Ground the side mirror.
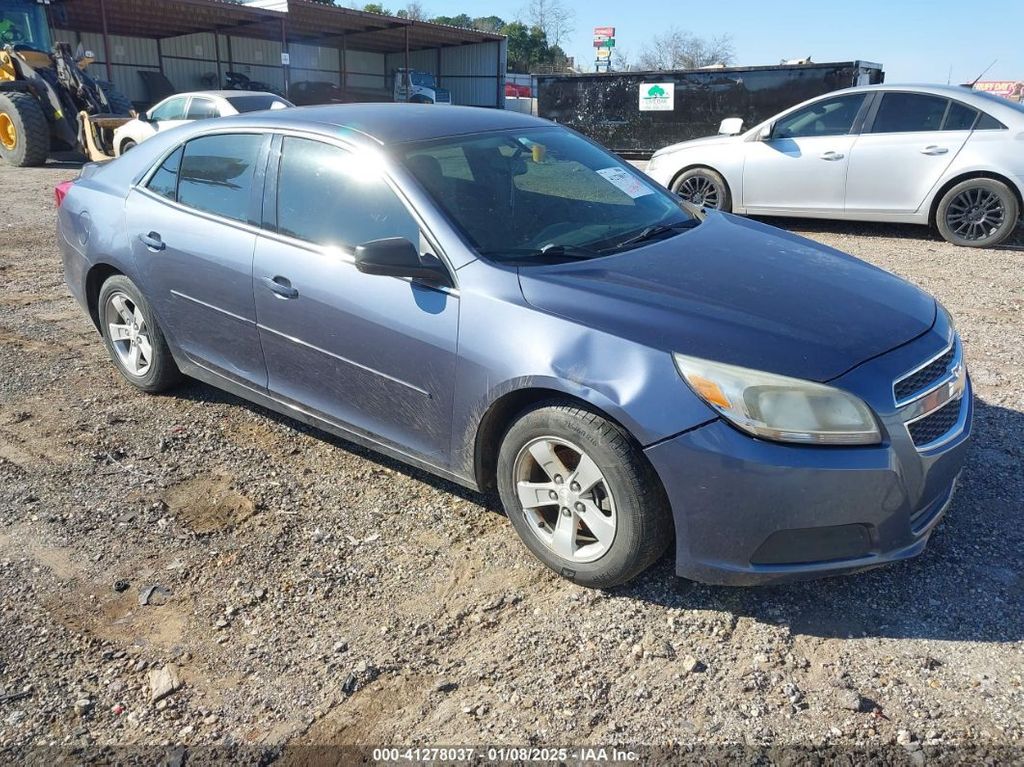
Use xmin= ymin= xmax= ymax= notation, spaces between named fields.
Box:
xmin=138 ymin=110 xmax=152 ymax=123
xmin=756 ymin=123 xmax=774 ymax=141
xmin=354 ymin=237 xmax=449 ymax=285
xmin=718 ymin=117 xmax=744 ymax=136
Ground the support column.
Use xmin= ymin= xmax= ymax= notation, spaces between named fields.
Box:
xmin=98 ymin=0 xmax=113 ymax=82
xmin=340 ymin=35 xmax=347 ymax=97
xmin=280 ymin=18 xmax=290 ymax=95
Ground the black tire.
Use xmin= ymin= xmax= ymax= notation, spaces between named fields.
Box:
xmin=935 ymin=178 xmax=1020 ymax=248
xmin=95 ymin=80 xmax=133 ymax=115
xmin=119 ymin=139 xmax=137 ymax=155
xmin=496 ymin=400 xmax=672 ymax=589
xmin=671 ymin=166 xmax=732 ymax=212
xmin=98 ymin=275 xmax=182 ymax=393
xmin=0 ymin=92 xmax=50 ymax=167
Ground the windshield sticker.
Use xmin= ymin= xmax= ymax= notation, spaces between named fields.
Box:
xmin=596 ymin=167 xmax=654 ymax=199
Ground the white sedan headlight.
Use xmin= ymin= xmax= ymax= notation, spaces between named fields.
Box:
xmin=674 ymin=353 xmax=881 ymax=445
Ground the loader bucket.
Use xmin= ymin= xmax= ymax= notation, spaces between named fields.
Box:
xmin=78 ymin=111 xmax=131 ymax=161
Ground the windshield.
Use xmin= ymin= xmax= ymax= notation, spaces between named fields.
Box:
xmin=411 ymin=72 xmax=437 ymax=88
xmin=0 ymin=1 xmax=51 ymax=48
xmin=399 ymin=127 xmax=697 ymax=262
xmin=225 ymin=95 xmax=294 ymax=112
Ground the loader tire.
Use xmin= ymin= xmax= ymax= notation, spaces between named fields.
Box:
xmin=96 ymin=81 xmax=133 ymax=115
xmin=0 ymin=92 xmax=50 ymax=167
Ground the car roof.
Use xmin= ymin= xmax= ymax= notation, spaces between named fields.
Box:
xmin=212 ymin=103 xmax=553 ymax=146
xmin=823 ymin=83 xmax=1024 ymax=121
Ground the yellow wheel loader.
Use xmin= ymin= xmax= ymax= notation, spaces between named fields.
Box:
xmin=0 ymin=0 xmax=131 ymax=166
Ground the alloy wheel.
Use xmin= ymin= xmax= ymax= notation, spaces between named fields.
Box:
xmin=676 ymin=174 xmax=722 ymax=208
xmin=103 ymin=291 xmax=153 ymax=377
xmin=512 ymin=436 xmax=617 ymax=563
xmin=944 ymin=187 xmax=1006 ymax=242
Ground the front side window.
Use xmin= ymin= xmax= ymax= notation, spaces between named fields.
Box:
xmin=176 ymin=134 xmax=263 ymax=223
xmin=871 ymin=93 xmax=948 ymax=133
xmin=773 ymin=94 xmax=866 ymax=139
xmin=149 ymin=96 xmax=187 ymax=122
xmin=186 ymin=98 xmax=219 ymax=120
xmin=399 ymin=127 xmax=695 ymax=261
xmin=275 ymin=137 xmax=419 ymax=249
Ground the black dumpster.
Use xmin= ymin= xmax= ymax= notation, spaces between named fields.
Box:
xmin=536 ymin=61 xmax=884 ymax=158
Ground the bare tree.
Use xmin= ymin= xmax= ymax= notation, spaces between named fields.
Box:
xmin=401 ymin=2 xmax=427 ymax=20
xmin=636 ymin=28 xmax=735 ymax=71
xmin=523 ymin=0 xmax=574 ymax=48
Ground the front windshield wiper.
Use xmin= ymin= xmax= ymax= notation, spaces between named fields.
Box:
xmin=609 ymin=219 xmax=701 ymax=252
xmin=477 ymin=244 xmax=601 ymax=262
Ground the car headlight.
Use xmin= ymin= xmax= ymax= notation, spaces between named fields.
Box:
xmin=673 ymin=353 xmax=881 ymax=445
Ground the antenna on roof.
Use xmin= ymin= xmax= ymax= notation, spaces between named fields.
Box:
xmin=967 ymin=59 xmax=997 ymax=88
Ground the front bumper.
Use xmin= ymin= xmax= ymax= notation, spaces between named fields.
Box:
xmin=646 ymin=321 xmax=973 ymax=586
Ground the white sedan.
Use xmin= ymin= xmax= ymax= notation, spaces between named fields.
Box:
xmin=646 ymin=84 xmax=1024 ymax=247
xmin=113 ymin=90 xmax=292 ymax=157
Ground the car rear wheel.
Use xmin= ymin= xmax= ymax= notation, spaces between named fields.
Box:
xmin=671 ymin=167 xmax=731 ymax=212
xmin=496 ymin=401 xmax=672 ymax=588
xmin=99 ymin=275 xmax=182 ymax=392
xmin=936 ymin=178 xmax=1019 ymax=248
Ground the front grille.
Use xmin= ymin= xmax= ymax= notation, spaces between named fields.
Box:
xmin=908 ymin=398 xmax=962 ymax=447
xmin=895 ymin=345 xmax=955 ymax=402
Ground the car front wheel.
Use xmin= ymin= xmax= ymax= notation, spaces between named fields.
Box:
xmin=496 ymin=401 xmax=672 ymax=588
xmin=99 ymin=275 xmax=182 ymax=392
xmin=671 ymin=167 xmax=732 ymax=212
xmin=936 ymin=178 xmax=1019 ymax=248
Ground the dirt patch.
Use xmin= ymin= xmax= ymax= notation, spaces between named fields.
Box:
xmin=161 ymin=474 xmax=256 ymax=534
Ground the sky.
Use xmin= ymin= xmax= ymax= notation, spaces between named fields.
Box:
xmin=422 ymin=0 xmax=1024 ymax=83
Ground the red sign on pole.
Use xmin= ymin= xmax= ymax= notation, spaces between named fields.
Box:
xmin=593 ymin=26 xmax=615 ymax=37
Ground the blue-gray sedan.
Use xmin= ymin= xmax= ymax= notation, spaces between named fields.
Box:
xmin=57 ymin=104 xmax=972 ymax=587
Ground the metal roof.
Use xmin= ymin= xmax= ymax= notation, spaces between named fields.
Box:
xmin=50 ymin=0 xmax=504 ymax=53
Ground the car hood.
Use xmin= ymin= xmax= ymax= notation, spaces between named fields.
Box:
xmin=516 ymin=213 xmax=936 ymax=382
xmin=654 ymin=134 xmax=742 ymax=155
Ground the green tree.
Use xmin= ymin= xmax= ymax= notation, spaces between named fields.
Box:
xmin=362 ymin=3 xmax=391 ymax=14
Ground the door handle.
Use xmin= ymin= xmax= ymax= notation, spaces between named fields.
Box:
xmin=262 ymin=275 xmax=299 ymax=299
xmin=139 ymin=231 xmax=165 ymax=251
xmin=820 ymin=151 xmax=845 ymax=161
xmin=921 ymin=145 xmax=949 ymax=155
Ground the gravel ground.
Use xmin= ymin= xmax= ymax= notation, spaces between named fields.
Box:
xmin=0 ymin=158 xmax=1022 ymax=762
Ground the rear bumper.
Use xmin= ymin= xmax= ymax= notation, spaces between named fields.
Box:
xmin=645 ymin=325 xmax=973 ymax=586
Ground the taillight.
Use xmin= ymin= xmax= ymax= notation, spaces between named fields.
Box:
xmin=54 ymin=180 xmax=74 ymax=208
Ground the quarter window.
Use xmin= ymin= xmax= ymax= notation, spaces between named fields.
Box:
xmin=870 ymin=93 xmax=948 ymax=133
xmin=975 ymin=112 xmax=1006 ymax=130
xmin=149 ymin=96 xmax=187 ymax=122
xmin=773 ymin=94 xmax=866 ymax=139
xmin=177 ymin=134 xmax=263 ymax=223
xmin=146 ymin=146 xmax=182 ymax=201
xmin=274 ymin=137 xmax=420 ymax=249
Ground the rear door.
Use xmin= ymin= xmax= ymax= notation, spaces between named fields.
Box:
xmin=845 ymin=92 xmax=972 ymax=214
xmin=125 ymin=132 xmax=270 ymax=387
xmin=252 ymin=135 xmax=459 ymax=460
xmin=742 ymin=93 xmax=869 ymax=213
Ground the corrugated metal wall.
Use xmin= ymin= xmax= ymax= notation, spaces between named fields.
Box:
xmin=50 ymin=28 xmax=506 ymax=108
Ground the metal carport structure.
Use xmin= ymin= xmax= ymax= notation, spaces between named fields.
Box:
xmin=44 ymin=0 xmax=507 ymax=107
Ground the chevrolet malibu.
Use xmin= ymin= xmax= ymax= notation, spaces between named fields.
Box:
xmin=57 ymin=105 xmax=972 ymax=588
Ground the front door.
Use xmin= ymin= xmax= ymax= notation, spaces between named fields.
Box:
xmin=253 ymin=136 xmax=459 ymax=460
xmin=845 ymin=91 xmax=971 ymax=214
xmin=125 ymin=132 xmax=270 ymax=387
xmin=742 ymin=93 xmax=868 ymax=213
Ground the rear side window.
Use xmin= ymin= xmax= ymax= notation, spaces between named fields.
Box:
xmin=274 ymin=137 xmax=419 ymax=248
xmin=146 ymin=147 xmax=182 ymax=201
xmin=942 ymin=101 xmax=978 ymax=131
xmin=177 ymin=134 xmax=263 ymax=223
xmin=871 ymin=93 xmax=948 ymax=133
xmin=186 ymin=98 xmax=219 ymax=120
